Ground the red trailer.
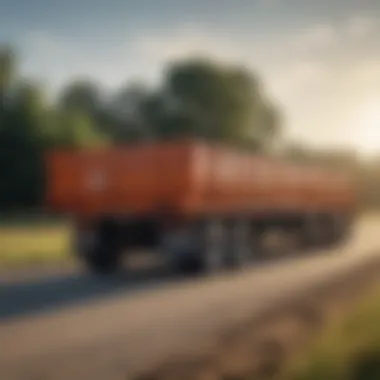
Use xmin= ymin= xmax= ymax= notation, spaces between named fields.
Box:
xmin=46 ymin=139 xmax=357 ymax=274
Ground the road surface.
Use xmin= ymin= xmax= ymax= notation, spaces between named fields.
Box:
xmin=0 ymin=217 xmax=380 ymax=380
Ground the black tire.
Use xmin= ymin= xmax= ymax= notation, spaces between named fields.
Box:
xmin=83 ymin=247 xmax=121 ymax=275
xmin=82 ymin=219 xmax=122 ymax=275
xmin=166 ymin=220 xmax=230 ymax=276
xmin=201 ymin=220 xmax=229 ymax=274
xmin=300 ymin=215 xmax=323 ymax=248
xmin=225 ymin=219 xmax=252 ymax=270
xmin=322 ymin=216 xmax=340 ymax=247
xmin=171 ymin=254 xmax=202 ymax=276
xmin=173 ymin=220 xmax=227 ymax=276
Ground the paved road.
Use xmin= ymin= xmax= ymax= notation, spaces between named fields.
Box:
xmin=0 ymin=218 xmax=380 ymax=380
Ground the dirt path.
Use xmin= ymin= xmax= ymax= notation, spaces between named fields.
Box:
xmin=0 ymin=218 xmax=379 ymax=380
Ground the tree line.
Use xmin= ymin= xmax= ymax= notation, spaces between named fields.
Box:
xmin=0 ymin=47 xmax=281 ymax=212
xmin=0 ymin=46 xmax=379 ymax=213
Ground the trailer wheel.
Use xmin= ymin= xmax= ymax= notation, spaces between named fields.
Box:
xmin=83 ymin=246 xmax=121 ymax=275
xmin=321 ymin=215 xmax=337 ymax=247
xmin=164 ymin=220 xmax=227 ymax=276
xmin=300 ymin=214 xmax=323 ymax=248
xmin=171 ymin=254 xmax=201 ymax=275
xmin=198 ymin=220 xmax=228 ymax=274
xmin=81 ymin=219 xmax=122 ymax=275
xmin=225 ymin=219 xmax=252 ymax=269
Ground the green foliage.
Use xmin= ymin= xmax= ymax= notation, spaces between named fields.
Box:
xmin=0 ymin=222 xmax=71 ymax=267
xmin=147 ymin=57 xmax=280 ymax=149
xmin=0 ymin=81 xmax=47 ymax=210
xmin=58 ymin=79 xmax=101 ymax=115
xmin=0 ymin=49 xmax=106 ymax=211
xmin=0 ymin=46 xmax=14 ymax=92
xmin=281 ymin=288 xmax=380 ymax=380
xmin=0 ymin=47 xmax=282 ymax=212
xmin=53 ymin=110 xmax=107 ymax=148
xmin=97 ymin=58 xmax=281 ymax=148
xmin=103 ymin=82 xmax=154 ymax=142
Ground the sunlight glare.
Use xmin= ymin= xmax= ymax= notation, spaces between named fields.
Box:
xmin=354 ymin=99 xmax=380 ymax=156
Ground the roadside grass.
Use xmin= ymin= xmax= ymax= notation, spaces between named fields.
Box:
xmin=281 ymin=287 xmax=380 ymax=380
xmin=0 ymin=222 xmax=72 ymax=267
xmin=361 ymin=211 xmax=380 ymax=224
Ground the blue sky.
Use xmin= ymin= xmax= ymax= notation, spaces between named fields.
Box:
xmin=2 ymin=0 xmax=380 ymax=154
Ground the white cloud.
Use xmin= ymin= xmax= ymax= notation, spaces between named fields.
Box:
xmin=283 ymin=16 xmax=377 ymax=56
xmin=288 ymin=24 xmax=336 ymax=51
xmin=132 ymin=24 xmax=334 ymax=103
xmin=349 ymin=61 xmax=380 ymax=85
xmin=20 ymin=31 xmax=91 ymax=90
xmin=135 ymin=24 xmax=242 ymax=65
xmin=19 ymin=31 xmax=155 ymax=93
xmin=343 ymin=16 xmax=376 ymax=39
xmin=275 ymin=61 xmax=327 ymax=86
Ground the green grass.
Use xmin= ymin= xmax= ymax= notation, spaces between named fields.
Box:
xmin=281 ymin=288 xmax=380 ymax=380
xmin=0 ymin=222 xmax=72 ymax=267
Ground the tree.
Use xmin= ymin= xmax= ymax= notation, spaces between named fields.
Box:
xmin=57 ymin=79 xmax=108 ymax=147
xmin=0 ymin=48 xmax=285 ymax=212
xmin=146 ymin=57 xmax=281 ymax=150
xmin=0 ymin=46 xmax=14 ymax=94
xmin=0 ymin=82 xmax=48 ymax=210
xmin=53 ymin=110 xmax=107 ymax=148
xmin=139 ymin=91 xmax=197 ymax=140
xmin=104 ymin=82 xmax=153 ymax=143
xmin=58 ymin=79 xmax=102 ymax=117
xmin=0 ymin=46 xmax=15 ymax=135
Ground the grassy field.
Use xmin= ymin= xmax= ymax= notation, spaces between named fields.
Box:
xmin=281 ymin=287 xmax=380 ymax=380
xmin=0 ymin=222 xmax=72 ymax=267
